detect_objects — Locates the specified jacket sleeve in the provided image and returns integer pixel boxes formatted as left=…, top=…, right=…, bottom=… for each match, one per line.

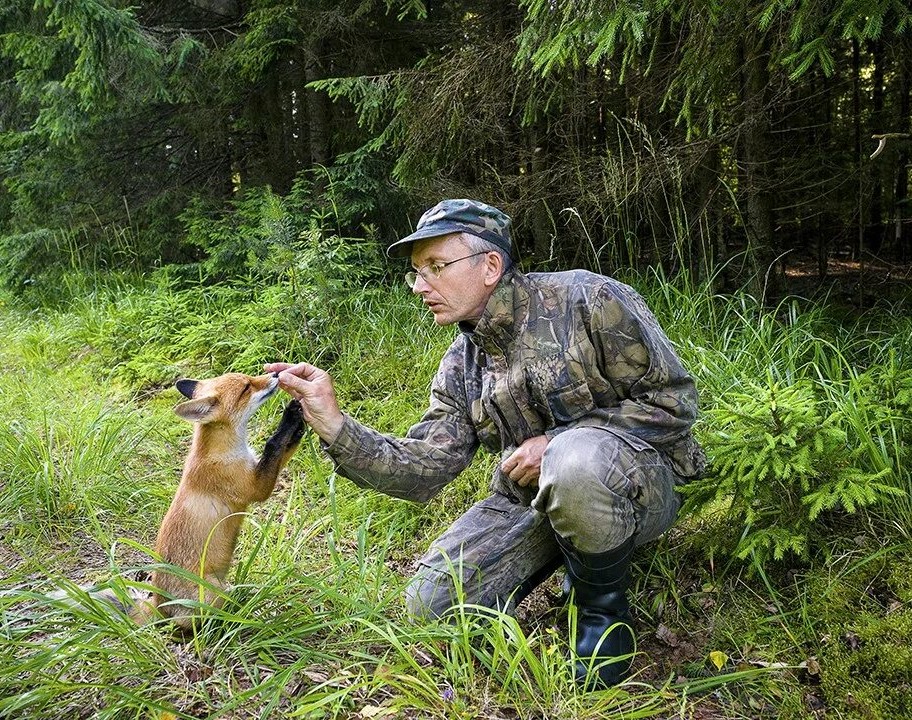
left=322, top=344, right=480, bottom=502
left=582, top=281, right=699, bottom=448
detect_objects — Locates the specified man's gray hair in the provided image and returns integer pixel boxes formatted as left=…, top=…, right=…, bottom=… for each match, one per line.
left=458, top=232, right=514, bottom=271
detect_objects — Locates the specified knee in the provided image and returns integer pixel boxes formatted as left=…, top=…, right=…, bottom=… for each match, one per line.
left=541, top=430, right=624, bottom=501
left=404, top=566, right=459, bottom=620
left=543, top=430, right=621, bottom=482
left=535, top=430, right=639, bottom=552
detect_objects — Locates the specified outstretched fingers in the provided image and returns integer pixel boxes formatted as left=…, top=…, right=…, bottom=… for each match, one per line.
left=264, top=362, right=293, bottom=373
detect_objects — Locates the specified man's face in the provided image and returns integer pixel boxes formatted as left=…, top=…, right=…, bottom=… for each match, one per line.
left=409, top=234, right=501, bottom=326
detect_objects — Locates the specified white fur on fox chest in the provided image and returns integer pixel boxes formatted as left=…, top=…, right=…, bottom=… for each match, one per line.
left=180, top=489, right=234, bottom=523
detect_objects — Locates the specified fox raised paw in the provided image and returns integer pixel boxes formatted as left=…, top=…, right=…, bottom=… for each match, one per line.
left=277, top=398, right=306, bottom=445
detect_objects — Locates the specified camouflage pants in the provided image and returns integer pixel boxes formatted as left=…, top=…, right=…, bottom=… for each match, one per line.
left=404, top=426, right=682, bottom=619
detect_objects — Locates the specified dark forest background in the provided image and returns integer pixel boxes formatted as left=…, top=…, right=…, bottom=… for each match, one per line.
left=1, top=1, right=910, bottom=298
left=3, top=6, right=912, bottom=717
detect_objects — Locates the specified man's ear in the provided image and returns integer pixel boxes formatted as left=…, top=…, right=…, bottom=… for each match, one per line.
left=174, top=396, right=219, bottom=423
left=483, top=251, right=504, bottom=286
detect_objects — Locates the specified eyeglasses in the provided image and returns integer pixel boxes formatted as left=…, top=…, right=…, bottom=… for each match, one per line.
left=405, top=251, right=488, bottom=289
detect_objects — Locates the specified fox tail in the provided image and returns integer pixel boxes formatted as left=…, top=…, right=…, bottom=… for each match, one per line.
left=45, top=578, right=157, bottom=625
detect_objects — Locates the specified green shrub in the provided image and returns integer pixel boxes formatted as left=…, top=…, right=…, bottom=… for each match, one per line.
left=178, top=188, right=296, bottom=281
left=177, top=180, right=389, bottom=286
left=684, top=377, right=903, bottom=564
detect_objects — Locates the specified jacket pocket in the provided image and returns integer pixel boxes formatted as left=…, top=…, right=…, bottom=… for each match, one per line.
left=543, top=379, right=595, bottom=424
left=525, top=348, right=596, bottom=426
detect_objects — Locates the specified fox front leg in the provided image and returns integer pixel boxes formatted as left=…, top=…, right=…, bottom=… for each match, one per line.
left=251, top=400, right=306, bottom=501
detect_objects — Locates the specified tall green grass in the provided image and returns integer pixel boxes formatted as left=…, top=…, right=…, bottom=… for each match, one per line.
left=635, top=268, right=912, bottom=546
left=1, top=265, right=911, bottom=718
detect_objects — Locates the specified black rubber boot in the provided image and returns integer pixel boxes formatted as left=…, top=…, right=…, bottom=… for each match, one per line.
left=499, top=554, right=564, bottom=611
left=556, top=533, right=635, bottom=688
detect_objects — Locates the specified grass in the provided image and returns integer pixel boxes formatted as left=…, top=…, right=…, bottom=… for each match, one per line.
left=1, top=267, right=911, bottom=718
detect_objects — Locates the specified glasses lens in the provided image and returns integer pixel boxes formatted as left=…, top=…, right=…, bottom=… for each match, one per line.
left=404, top=271, right=418, bottom=288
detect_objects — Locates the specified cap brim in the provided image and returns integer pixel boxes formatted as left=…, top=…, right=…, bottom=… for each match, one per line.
left=386, top=222, right=472, bottom=258
left=388, top=224, right=515, bottom=258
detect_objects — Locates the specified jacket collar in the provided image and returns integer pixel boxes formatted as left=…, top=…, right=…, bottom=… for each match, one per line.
left=461, top=269, right=530, bottom=353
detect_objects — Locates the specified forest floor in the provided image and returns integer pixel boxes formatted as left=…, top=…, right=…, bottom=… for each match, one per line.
left=781, top=252, right=912, bottom=306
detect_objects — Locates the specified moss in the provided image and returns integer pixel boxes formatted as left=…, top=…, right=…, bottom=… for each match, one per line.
left=887, top=560, right=912, bottom=604
left=689, top=544, right=912, bottom=720
left=818, top=610, right=912, bottom=719
left=807, top=548, right=912, bottom=719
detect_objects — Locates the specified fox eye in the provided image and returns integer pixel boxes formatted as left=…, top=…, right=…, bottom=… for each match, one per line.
left=240, top=382, right=251, bottom=396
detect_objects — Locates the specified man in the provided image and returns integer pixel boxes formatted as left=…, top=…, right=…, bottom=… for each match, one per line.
left=266, top=199, right=705, bottom=688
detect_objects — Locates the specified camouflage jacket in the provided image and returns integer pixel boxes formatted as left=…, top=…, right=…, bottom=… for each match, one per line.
left=324, top=269, right=706, bottom=503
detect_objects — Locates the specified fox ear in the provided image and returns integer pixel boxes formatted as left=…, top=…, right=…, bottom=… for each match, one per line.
left=176, top=379, right=198, bottom=399
left=174, top=396, right=219, bottom=423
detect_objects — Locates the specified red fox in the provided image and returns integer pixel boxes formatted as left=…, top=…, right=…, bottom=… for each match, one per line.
left=54, top=372, right=305, bottom=630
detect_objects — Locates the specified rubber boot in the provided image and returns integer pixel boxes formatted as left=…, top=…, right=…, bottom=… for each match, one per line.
left=499, top=554, right=564, bottom=612
left=556, top=533, right=635, bottom=688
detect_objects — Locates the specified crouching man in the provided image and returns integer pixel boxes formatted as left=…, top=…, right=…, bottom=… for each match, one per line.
left=268, top=199, right=705, bottom=688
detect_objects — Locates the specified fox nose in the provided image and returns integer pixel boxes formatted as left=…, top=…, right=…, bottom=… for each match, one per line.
left=271, top=372, right=280, bottom=378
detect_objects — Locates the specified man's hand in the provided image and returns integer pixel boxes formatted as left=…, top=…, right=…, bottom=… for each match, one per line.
left=500, top=435, right=549, bottom=488
left=264, top=362, right=345, bottom=444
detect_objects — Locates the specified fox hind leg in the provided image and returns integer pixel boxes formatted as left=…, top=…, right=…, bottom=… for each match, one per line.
left=157, top=573, right=228, bottom=631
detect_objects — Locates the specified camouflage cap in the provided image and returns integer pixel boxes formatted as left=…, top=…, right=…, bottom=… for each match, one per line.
left=387, top=199, right=513, bottom=258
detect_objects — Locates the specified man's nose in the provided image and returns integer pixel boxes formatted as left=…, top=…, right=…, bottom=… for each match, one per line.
left=411, top=273, right=431, bottom=294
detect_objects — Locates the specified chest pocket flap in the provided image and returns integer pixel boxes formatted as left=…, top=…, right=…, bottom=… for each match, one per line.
left=524, top=345, right=596, bottom=426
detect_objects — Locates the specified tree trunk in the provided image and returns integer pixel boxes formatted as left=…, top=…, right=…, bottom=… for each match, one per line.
left=684, top=143, right=719, bottom=284
left=305, top=38, right=331, bottom=182
left=895, top=39, right=911, bottom=260
left=818, top=71, right=833, bottom=278
left=290, top=57, right=309, bottom=175
left=741, top=32, right=780, bottom=302
left=527, top=122, right=552, bottom=266
left=238, top=71, right=291, bottom=191
left=266, top=70, right=293, bottom=193
left=868, top=40, right=885, bottom=255
left=852, top=39, right=864, bottom=261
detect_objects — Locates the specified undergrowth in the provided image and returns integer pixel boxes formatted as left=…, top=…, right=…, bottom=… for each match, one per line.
left=1, top=260, right=910, bottom=719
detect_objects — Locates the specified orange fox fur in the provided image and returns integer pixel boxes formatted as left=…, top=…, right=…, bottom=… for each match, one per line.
left=60, top=372, right=305, bottom=630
